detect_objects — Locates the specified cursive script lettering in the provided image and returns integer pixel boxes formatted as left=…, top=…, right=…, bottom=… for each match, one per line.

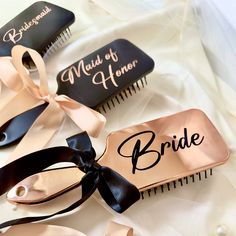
left=117, top=128, right=204, bottom=174
left=59, top=45, right=139, bottom=90
left=92, top=60, right=138, bottom=89
left=60, top=55, right=103, bottom=84
left=3, top=6, right=52, bottom=44
left=3, top=29, right=22, bottom=44
left=105, top=48, right=118, bottom=62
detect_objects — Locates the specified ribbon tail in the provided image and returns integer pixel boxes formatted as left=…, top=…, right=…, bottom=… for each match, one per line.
left=57, top=96, right=106, bottom=138
left=66, top=131, right=94, bottom=153
left=98, top=167, right=140, bottom=213
left=0, top=88, right=42, bottom=128
left=0, top=180, right=86, bottom=230
left=8, top=101, right=65, bottom=162
left=0, top=167, right=97, bottom=230
left=0, top=57, right=22, bottom=92
left=0, top=146, right=75, bottom=195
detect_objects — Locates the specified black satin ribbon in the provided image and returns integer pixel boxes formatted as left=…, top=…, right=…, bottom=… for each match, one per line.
left=0, top=132, right=140, bottom=229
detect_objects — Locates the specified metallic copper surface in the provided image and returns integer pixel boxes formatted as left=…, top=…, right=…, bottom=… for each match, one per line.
left=7, top=109, right=230, bottom=203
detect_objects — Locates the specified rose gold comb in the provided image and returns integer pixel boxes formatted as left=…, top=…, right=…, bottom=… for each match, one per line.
left=7, top=109, right=230, bottom=204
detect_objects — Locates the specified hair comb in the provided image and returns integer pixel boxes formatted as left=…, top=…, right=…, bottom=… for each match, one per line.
left=6, top=109, right=229, bottom=206
left=0, top=1, right=75, bottom=68
left=56, top=38, right=154, bottom=112
left=0, top=39, right=154, bottom=147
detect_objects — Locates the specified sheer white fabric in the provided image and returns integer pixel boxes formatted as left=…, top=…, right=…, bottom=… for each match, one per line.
left=0, top=0, right=236, bottom=235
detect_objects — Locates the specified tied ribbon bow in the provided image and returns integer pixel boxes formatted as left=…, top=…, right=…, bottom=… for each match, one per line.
left=0, top=57, right=23, bottom=94
left=0, top=132, right=140, bottom=229
left=0, top=45, right=106, bottom=161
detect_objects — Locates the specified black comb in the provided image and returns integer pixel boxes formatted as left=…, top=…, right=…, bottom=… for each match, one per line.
left=0, top=39, right=154, bottom=147
left=0, top=1, right=75, bottom=68
left=56, top=39, right=154, bottom=112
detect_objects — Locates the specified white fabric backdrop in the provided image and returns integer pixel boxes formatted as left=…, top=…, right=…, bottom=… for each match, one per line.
left=0, top=0, right=236, bottom=235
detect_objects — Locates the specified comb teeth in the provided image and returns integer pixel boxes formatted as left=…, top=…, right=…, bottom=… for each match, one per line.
left=0, top=2, right=75, bottom=70
left=96, top=77, right=148, bottom=113
left=24, top=28, right=72, bottom=70
left=43, top=28, right=72, bottom=58
left=5, top=110, right=229, bottom=209
left=56, top=39, right=154, bottom=111
left=140, top=169, right=213, bottom=199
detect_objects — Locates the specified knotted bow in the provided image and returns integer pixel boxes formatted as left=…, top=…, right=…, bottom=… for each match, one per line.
left=0, top=45, right=106, bottom=161
left=0, top=132, right=140, bottom=229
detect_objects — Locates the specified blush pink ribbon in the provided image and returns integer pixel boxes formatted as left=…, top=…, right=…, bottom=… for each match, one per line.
left=0, top=57, right=23, bottom=94
left=2, top=221, right=133, bottom=236
left=0, top=45, right=106, bottom=162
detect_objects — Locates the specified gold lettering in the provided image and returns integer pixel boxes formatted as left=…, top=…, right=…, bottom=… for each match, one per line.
left=40, top=12, right=46, bottom=18
left=92, top=64, right=118, bottom=89
left=133, top=60, right=138, bottom=66
left=60, top=60, right=90, bottom=84
left=36, top=15, right=41, bottom=21
left=127, top=63, right=133, bottom=70
left=3, top=29, right=22, bottom=44
left=109, top=48, right=118, bottom=62
left=45, top=6, right=52, bottom=13
left=115, top=70, right=122, bottom=77
left=2, top=5, right=52, bottom=44
left=85, top=63, right=93, bottom=71
left=105, top=48, right=118, bottom=62
left=60, top=55, right=104, bottom=85
left=84, top=55, right=103, bottom=72
left=120, top=60, right=138, bottom=74
left=92, top=60, right=138, bottom=89
left=108, top=64, right=119, bottom=87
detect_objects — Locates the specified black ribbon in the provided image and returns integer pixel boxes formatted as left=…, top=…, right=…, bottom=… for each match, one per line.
left=0, top=132, right=140, bottom=229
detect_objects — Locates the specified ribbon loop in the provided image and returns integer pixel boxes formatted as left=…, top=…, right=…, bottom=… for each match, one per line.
left=0, top=45, right=106, bottom=161
left=0, top=132, right=140, bottom=229
left=11, top=45, right=48, bottom=97
left=69, top=133, right=140, bottom=213
left=0, top=57, right=23, bottom=94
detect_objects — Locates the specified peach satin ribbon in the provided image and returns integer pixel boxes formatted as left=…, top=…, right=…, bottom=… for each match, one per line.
left=0, top=57, right=22, bottom=94
left=0, top=45, right=106, bottom=161
left=2, top=221, right=133, bottom=236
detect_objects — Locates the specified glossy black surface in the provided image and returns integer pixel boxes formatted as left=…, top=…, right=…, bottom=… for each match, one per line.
left=0, top=103, right=48, bottom=147
left=57, top=39, right=155, bottom=108
left=0, top=1, right=74, bottom=147
left=0, top=1, right=75, bottom=57
left=0, top=39, right=154, bottom=147
left=0, top=132, right=140, bottom=228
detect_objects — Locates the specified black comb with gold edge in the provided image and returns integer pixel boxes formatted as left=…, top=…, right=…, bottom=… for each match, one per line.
left=0, top=1, right=75, bottom=68
left=6, top=109, right=229, bottom=205
left=0, top=39, right=154, bottom=146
